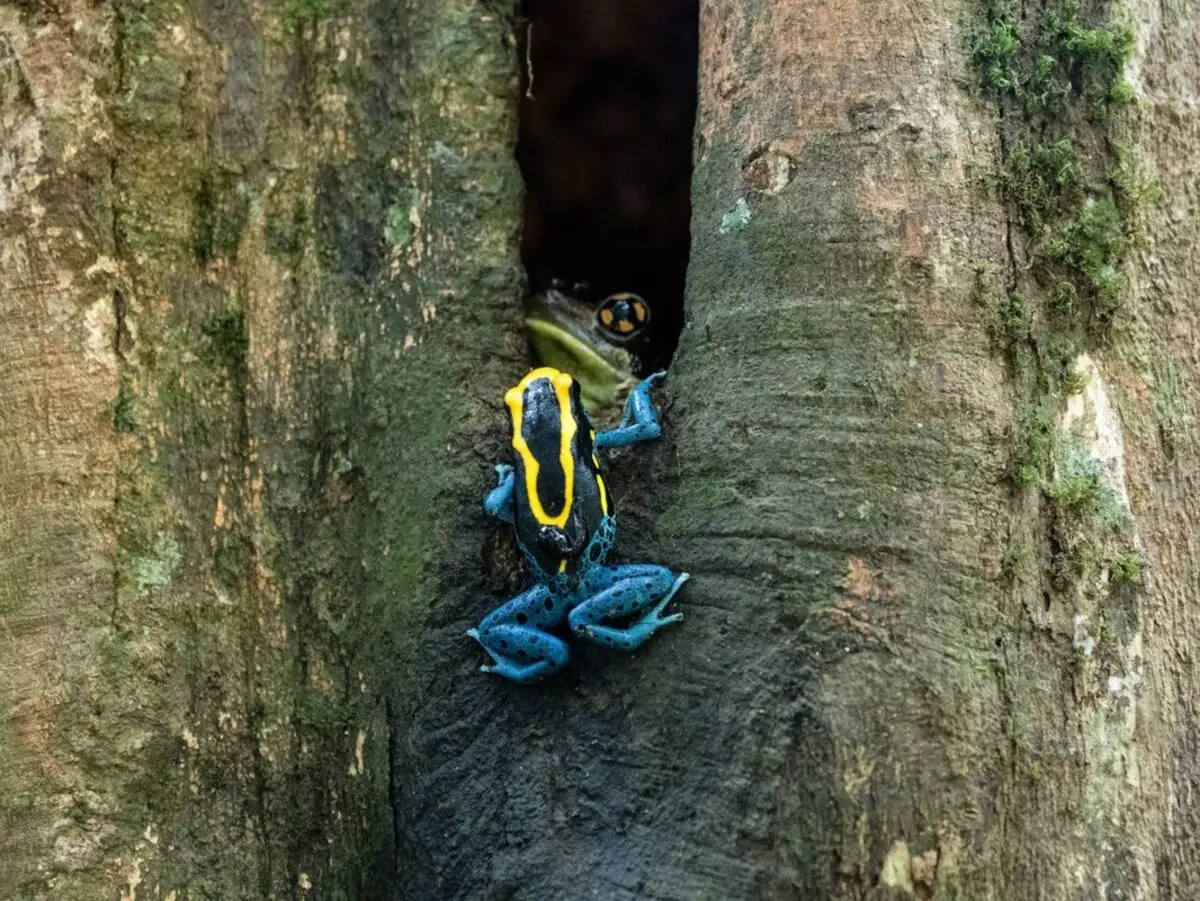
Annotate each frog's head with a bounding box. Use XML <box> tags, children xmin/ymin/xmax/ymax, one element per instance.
<box><xmin>524</xmin><ymin>285</ymin><xmax>651</xmax><ymax>416</ymax></box>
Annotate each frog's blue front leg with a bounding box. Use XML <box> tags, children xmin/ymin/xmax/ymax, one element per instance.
<box><xmin>568</xmin><ymin>564</ymin><xmax>688</xmax><ymax>651</ymax></box>
<box><xmin>468</xmin><ymin>583</ymin><xmax>570</xmax><ymax>684</ymax></box>
<box><xmin>483</xmin><ymin>463</ymin><xmax>514</xmax><ymax>523</ymax></box>
<box><xmin>595</xmin><ymin>372</ymin><xmax>665</xmax><ymax>449</ymax></box>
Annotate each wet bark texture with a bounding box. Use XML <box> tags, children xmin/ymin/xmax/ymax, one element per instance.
<box><xmin>4</xmin><ymin>0</ymin><xmax>1200</xmax><ymax>900</ymax></box>
<box><xmin>0</xmin><ymin>0</ymin><xmax>522</xmax><ymax>897</ymax></box>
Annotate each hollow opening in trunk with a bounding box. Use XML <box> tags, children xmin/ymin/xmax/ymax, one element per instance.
<box><xmin>515</xmin><ymin>0</ymin><xmax>698</xmax><ymax>386</ymax></box>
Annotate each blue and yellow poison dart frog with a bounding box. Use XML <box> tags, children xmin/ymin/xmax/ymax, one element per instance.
<box><xmin>467</xmin><ymin>366</ymin><xmax>688</xmax><ymax>684</ymax></box>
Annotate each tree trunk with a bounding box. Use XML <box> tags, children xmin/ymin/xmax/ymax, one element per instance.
<box><xmin>5</xmin><ymin>0</ymin><xmax>1200</xmax><ymax>900</ymax></box>
<box><xmin>667</xmin><ymin>0</ymin><xmax>1198</xmax><ymax>897</ymax></box>
<box><xmin>1</xmin><ymin>0</ymin><xmax>523</xmax><ymax>896</ymax></box>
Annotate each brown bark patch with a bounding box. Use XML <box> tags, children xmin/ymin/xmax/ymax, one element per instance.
<box><xmin>699</xmin><ymin>0</ymin><xmax>922</xmax><ymax>155</ymax></box>
<box><xmin>843</xmin><ymin>555</ymin><xmax>891</xmax><ymax>603</ymax></box>
<box><xmin>826</xmin><ymin>556</ymin><xmax>895</xmax><ymax>638</ymax></box>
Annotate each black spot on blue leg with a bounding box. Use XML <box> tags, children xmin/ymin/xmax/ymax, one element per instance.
<box><xmin>517</xmin><ymin>613</ymin><xmax>528</xmax><ymax>624</ymax></box>
<box><xmin>544</xmin><ymin>597</ymin><xmax>555</xmax><ymax>611</ymax></box>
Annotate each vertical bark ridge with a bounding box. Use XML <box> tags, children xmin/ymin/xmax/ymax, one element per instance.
<box><xmin>1114</xmin><ymin>3</ymin><xmax>1200</xmax><ymax>896</ymax></box>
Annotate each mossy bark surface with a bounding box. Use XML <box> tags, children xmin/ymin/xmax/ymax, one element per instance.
<box><xmin>0</xmin><ymin>0</ymin><xmax>522</xmax><ymax>897</ymax></box>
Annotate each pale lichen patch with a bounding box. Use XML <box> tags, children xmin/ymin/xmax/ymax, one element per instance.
<box><xmin>841</xmin><ymin>744</ymin><xmax>875</xmax><ymax>795</ymax></box>
<box><xmin>83</xmin><ymin>295</ymin><xmax>117</xmax><ymax>369</ymax></box>
<box><xmin>1059</xmin><ymin>354</ymin><xmax>1131</xmax><ymax>514</ymax></box>
<box><xmin>910</xmin><ymin>848</ymin><xmax>938</xmax><ymax>888</ymax></box>
<box><xmin>879</xmin><ymin>840</ymin><xmax>915</xmax><ymax>894</ymax></box>
<box><xmin>1071</xmin><ymin>627</ymin><xmax>1149</xmax><ymax>893</ymax></box>
<box><xmin>119</xmin><ymin>856</ymin><xmax>142</xmax><ymax>901</ymax></box>
<box><xmin>1072</xmin><ymin>613</ymin><xmax>1095</xmax><ymax>657</ymax></box>
<box><xmin>718</xmin><ymin>197</ymin><xmax>751</xmax><ymax>235</ymax></box>
<box><xmin>132</xmin><ymin>533</ymin><xmax>181</xmax><ymax>597</ymax></box>
<box><xmin>348</xmin><ymin>728</ymin><xmax>366</xmax><ymax>777</ymax></box>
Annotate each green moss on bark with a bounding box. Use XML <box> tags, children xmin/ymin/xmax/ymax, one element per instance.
<box><xmin>969</xmin><ymin>0</ymin><xmax>1145</xmax><ymax>491</ymax></box>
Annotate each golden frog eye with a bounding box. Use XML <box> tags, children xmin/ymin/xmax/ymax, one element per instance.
<box><xmin>595</xmin><ymin>292</ymin><xmax>650</xmax><ymax>345</ymax></box>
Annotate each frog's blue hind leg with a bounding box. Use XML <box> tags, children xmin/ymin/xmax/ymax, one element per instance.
<box><xmin>568</xmin><ymin>564</ymin><xmax>688</xmax><ymax>651</ymax></box>
<box><xmin>468</xmin><ymin>583</ymin><xmax>570</xmax><ymax>684</ymax></box>
<box><xmin>595</xmin><ymin>372</ymin><xmax>665</xmax><ymax>449</ymax></box>
<box><xmin>483</xmin><ymin>463</ymin><xmax>515</xmax><ymax>523</ymax></box>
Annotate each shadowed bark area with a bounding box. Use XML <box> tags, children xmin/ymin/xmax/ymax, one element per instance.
<box><xmin>0</xmin><ymin>0</ymin><xmax>522</xmax><ymax>896</ymax></box>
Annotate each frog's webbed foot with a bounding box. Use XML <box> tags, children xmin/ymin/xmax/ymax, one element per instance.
<box><xmin>595</xmin><ymin>371</ymin><xmax>665</xmax><ymax>450</ymax></box>
<box><xmin>468</xmin><ymin>583</ymin><xmax>570</xmax><ymax>684</ymax></box>
<box><xmin>568</xmin><ymin>565</ymin><xmax>688</xmax><ymax>652</ymax></box>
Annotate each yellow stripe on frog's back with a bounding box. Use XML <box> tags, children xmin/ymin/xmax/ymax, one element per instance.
<box><xmin>505</xmin><ymin>367</ymin><xmax>577</xmax><ymax>528</ymax></box>
<box><xmin>590</xmin><ymin>431</ymin><xmax>609</xmax><ymax>516</ymax></box>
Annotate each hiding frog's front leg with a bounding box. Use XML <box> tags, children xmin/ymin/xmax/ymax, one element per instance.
<box><xmin>595</xmin><ymin>372</ymin><xmax>665</xmax><ymax>449</ymax></box>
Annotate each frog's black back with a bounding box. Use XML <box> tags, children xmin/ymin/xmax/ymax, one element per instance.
<box><xmin>506</xmin><ymin>369</ymin><xmax>610</xmax><ymax>579</ymax></box>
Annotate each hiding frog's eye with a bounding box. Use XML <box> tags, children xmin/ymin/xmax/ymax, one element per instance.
<box><xmin>595</xmin><ymin>292</ymin><xmax>650</xmax><ymax>344</ymax></box>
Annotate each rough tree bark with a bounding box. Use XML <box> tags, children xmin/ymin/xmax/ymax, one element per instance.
<box><xmin>3</xmin><ymin>1</ymin><xmax>1200</xmax><ymax>901</ymax></box>
<box><xmin>663</xmin><ymin>0</ymin><xmax>1199</xmax><ymax>897</ymax></box>
<box><xmin>1</xmin><ymin>0</ymin><xmax>523</xmax><ymax>896</ymax></box>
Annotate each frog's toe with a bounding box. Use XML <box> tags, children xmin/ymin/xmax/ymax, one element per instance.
<box><xmin>480</xmin><ymin>657</ymin><xmax>561</xmax><ymax>685</ymax></box>
<box><xmin>466</xmin><ymin>627</ymin><xmax>481</xmax><ymax>642</ymax></box>
<box><xmin>634</xmin><ymin>609</ymin><xmax>682</xmax><ymax>635</ymax></box>
<box><xmin>645</xmin><ymin>572</ymin><xmax>689</xmax><ymax>619</ymax></box>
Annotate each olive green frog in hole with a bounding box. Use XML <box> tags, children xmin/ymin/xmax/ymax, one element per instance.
<box><xmin>524</xmin><ymin>279</ymin><xmax>652</xmax><ymax>416</ymax></box>
<box><xmin>467</xmin><ymin>366</ymin><xmax>688</xmax><ymax>684</ymax></box>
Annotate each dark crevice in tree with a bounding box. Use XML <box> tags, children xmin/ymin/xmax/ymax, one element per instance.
<box><xmin>384</xmin><ymin>697</ymin><xmax>403</xmax><ymax>861</ymax></box>
<box><xmin>515</xmin><ymin>0</ymin><xmax>698</xmax><ymax>372</ymax></box>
